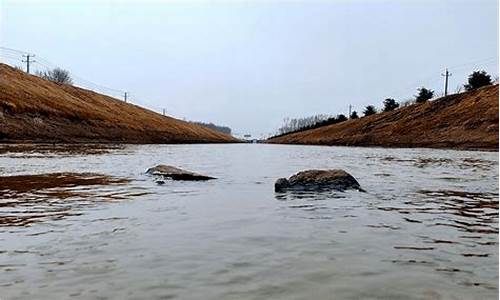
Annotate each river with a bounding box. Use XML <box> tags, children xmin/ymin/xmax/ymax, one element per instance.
<box><xmin>0</xmin><ymin>144</ymin><xmax>498</xmax><ymax>299</ymax></box>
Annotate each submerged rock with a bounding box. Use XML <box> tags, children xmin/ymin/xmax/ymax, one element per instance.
<box><xmin>275</xmin><ymin>169</ymin><xmax>363</xmax><ymax>192</ymax></box>
<box><xmin>146</xmin><ymin>165</ymin><xmax>216</xmax><ymax>181</ymax></box>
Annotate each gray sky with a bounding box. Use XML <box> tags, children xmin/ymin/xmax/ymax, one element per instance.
<box><xmin>1</xmin><ymin>0</ymin><xmax>498</xmax><ymax>138</ymax></box>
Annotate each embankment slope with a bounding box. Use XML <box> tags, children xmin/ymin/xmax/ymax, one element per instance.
<box><xmin>268</xmin><ymin>85</ymin><xmax>499</xmax><ymax>150</ymax></box>
<box><xmin>0</xmin><ymin>63</ymin><xmax>237</xmax><ymax>143</ymax></box>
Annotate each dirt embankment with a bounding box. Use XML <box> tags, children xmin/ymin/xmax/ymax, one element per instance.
<box><xmin>268</xmin><ymin>85</ymin><xmax>499</xmax><ymax>150</ymax></box>
<box><xmin>0</xmin><ymin>63</ymin><xmax>238</xmax><ymax>143</ymax></box>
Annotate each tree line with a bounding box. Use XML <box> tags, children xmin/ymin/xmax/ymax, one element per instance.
<box><xmin>277</xmin><ymin>114</ymin><xmax>332</xmax><ymax>135</ymax></box>
<box><xmin>191</xmin><ymin>121</ymin><xmax>232</xmax><ymax>135</ymax></box>
<box><xmin>274</xmin><ymin>70</ymin><xmax>496</xmax><ymax>137</ymax></box>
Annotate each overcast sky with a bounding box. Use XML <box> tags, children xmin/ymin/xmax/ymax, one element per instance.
<box><xmin>1</xmin><ymin>0</ymin><xmax>498</xmax><ymax>138</ymax></box>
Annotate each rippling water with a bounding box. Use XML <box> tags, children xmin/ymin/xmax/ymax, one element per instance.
<box><xmin>0</xmin><ymin>144</ymin><xmax>498</xmax><ymax>299</ymax></box>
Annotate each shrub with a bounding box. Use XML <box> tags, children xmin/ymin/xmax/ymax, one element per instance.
<box><xmin>415</xmin><ymin>87</ymin><xmax>434</xmax><ymax>103</ymax></box>
<box><xmin>350</xmin><ymin>111</ymin><xmax>359</xmax><ymax>119</ymax></box>
<box><xmin>363</xmin><ymin>105</ymin><xmax>377</xmax><ymax>116</ymax></box>
<box><xmin>464</xmin><ymin>70</ymin><xmax>493</xmax><ymax>91</ymax></box>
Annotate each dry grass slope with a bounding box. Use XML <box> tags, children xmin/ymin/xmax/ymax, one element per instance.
<box><xmin>0</xmin><ymin>63</ymin><xmax>238</xmax><ymax>143</ymax></box>
<box><xmin>268</xmin><ymin>85</ymin><xmax>499</xmax><ymax>150</ymax></box>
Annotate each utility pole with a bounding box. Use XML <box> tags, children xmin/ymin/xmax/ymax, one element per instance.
<box><xmin>348</xmin><ymin>104</ymin><xmax>352</xmax><ymax>117</ymax></box>
<box><xmin>123</xmin><ymin>92</ymin><xmax>128</xmax><ymax>102</ymax></box>
<box><xmin>441</xmin><ymin>68</ymin><xmax>452</xmax><ymax>96</ymax></box>
<box><xmin>162</xmin><ymin>109</ymin><xmax>166</xmax><ymax>116</ymax></box>
<box><xmin>22</xmin><ymin>54</ymin><xmax>35</xmax><ymax>74</ymax></box>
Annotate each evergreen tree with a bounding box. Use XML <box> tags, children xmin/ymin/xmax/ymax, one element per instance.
<box><xmin>415</xmin><ymin>87</ymin><xmax>434</xmax><ymax>103</ymax></box>
<box><xmin>464</xmin><ymin>70</ymin><xmax>493</xmax><ymax>91</ymax></box>
<box><xmin>383</xmin><ymin>98</ymin><xmax>399</xmax><ymax>112</ymax></box>
<box><xmin>363</xmin><ymin>105</ymin><xmax>377</xmax><ymax>116</ymax></box>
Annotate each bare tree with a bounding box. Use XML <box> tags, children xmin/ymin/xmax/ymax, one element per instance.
<box><xmin>277</xmin><ymin>114</ymin><xmax>332</xmax><ymax>135</ymax></box>
<box><xmin>36</xmin><ymin>68</ymin><xmax>73</xmax><ymax>85</ymax></box>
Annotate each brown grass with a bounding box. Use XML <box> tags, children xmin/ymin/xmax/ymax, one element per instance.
<box><xmin>0</xmin><ymin>63</ymin><xmax>238</xmax><ymax>143</ymax></box>
<box><xmin>268</xmin><ymin>85</ymin><xmax>499</xmax><ymax>150</ymax></box>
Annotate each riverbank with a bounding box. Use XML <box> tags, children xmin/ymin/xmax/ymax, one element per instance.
<box><xmin>268</xmin><ymin>85</ymin><xmax>499</xmax><ymax>150</ymax></box>
<box><xmin>0</xmin><ymin>63</ymin><xmax>238</xmax><ymax>144</ymax></box>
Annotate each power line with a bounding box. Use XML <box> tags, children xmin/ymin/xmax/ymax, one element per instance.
<box><xmin>1</xmin><ymin>46</ymin><xmax>128</xmax><ymax>100</ymax></box>
<box><xmin>33</xmin><ymin>56</ymin><xmax>126</xmax><ymax>95</ymax></box>
<box><xmin>386</xmin><ymin>58</ymin><xmax>498</xmax><ymax>101</ymax></box>
<box><xmin>33</xmin><ymin>56</ymin><xmax>58</xmax><ymax>68</ymax></box>
<box><xmin>451</xmin><ymin>60</ymin><xmax>498</xmax><ymax>72</ymax></box>
<box><xmin>36</xmin><ymin>62</ymin><xmax>126</xmax><ymax>99</ymax></box>
<box><xmin>0</xmin><ymin>46</ymin><xmax>174</xmax><ymax>116</ymax></box>
<box><xmin>447</xmin><ymin>57</ymin><xmax>498</xmax><ymax>69</ymax></box>
<box><xmin>0</xmin><ymin>52</ymin><xmax>22</xmax><ymax>60</ymax></box>
<box><xmin>0</xmin><ymin>46</ymin><xmax>29</xmax><ymax>54</ymax></box>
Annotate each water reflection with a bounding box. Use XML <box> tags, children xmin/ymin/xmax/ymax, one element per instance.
<box><xmin>0</xmin><ymin>143</ymin><xmax>125</xmax><ymax>158</ymax></box>
<box><xmin>368</xmin><ymin>154</ymin><xmax>496</xmax><ymax>171</ymax></box>
<box><xmin>274</xmin><ymin>190</ymin><xmax>347</xmax><ymax>201</ymax></box>
<box><xmin>0</xmin><ymin>172</ymin><xmax>141</xmax><ymax>227</ymax></box>
<box><xmin>377</xmin><ymin>189</ymin><xmax>499</xmax><ymax>235</ymax></box>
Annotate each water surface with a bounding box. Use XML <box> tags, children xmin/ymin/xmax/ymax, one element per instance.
<box><xmin>0</xmin><ymin>144</ymin><xmax>498</xmax><ymax>299</ymax></box>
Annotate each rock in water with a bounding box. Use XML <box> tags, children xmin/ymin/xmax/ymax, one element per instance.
<box><xmin>275</xmin><ymin>169</ymin><xmax>362</xmax><ymax>192</ymax></box>
<box><xmin>146</xmin><ymin>165</ymin><xmax>215</xmax><ymax>181</ymax></box>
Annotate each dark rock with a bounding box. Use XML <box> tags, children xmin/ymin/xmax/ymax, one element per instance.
<box><xmin>146</xmin><ymin>165</ymin><xmax>215</xmax><ymax>181</ymax></box>
<box><xmin>155</xmin><ymin>180</ymin><xmax>166</xmax><ymax>185</ymax></box>
<box><xmin>275</xmin><ymin>169</ymin><xmax>363</xmax><ymax>192</ymax></box>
